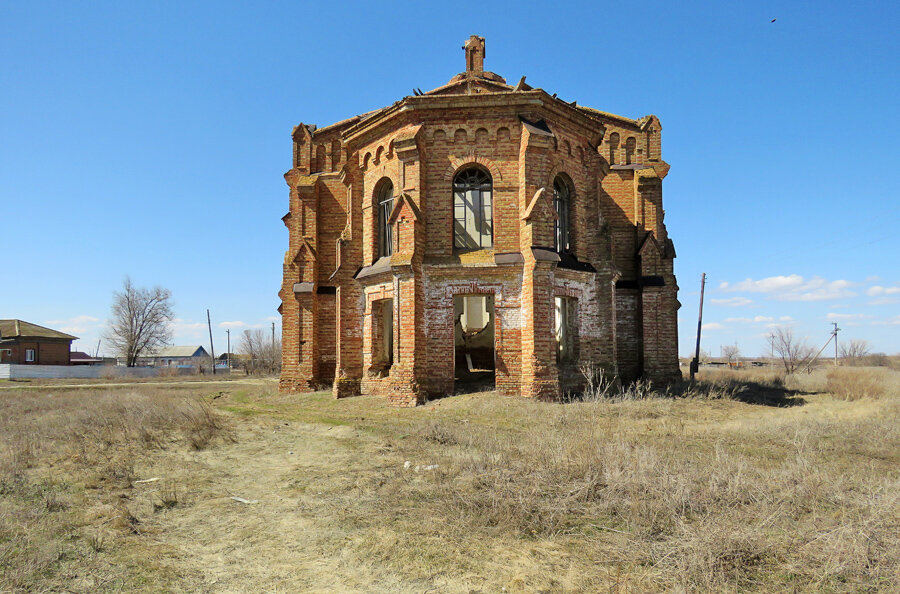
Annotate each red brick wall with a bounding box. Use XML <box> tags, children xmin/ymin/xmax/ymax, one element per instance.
<box><xmin>3</xmin><ymin>340</ymin><xmax>71</xmax><ymax>365</ymax></box>
<box><xmin>280</xmin><ymin>88</ymin><xmax>680</xmax><ymax>402</ymax></box>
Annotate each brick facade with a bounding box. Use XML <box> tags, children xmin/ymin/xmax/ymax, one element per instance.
<box><xmin>279</xmin><ymin>37</ymin><xmax>680</xmax><ymax>405</ymax></box>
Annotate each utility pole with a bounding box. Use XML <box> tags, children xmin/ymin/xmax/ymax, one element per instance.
<box><xmin>207</xmin><ymin>309</ymin><xmax>216</xmax><ymax>375</ymax></box>
<box><xmin>271</xmin><ymin>321</ymin><xmax>276</xmax><ymax>373</ymax></box>
<box><xmin>690</xmin><ymin>272</ymin><xmax>707</xmax><ymax>382</ymax></box>
<box><xmin>807</xmin><ymin>323</ymin><xmax>840</xmax><ymax>373</ymax></box>
<box><xmin>832</xmin><ymin>321</ymin><xmax>840</xmax><ymax>365</ymax></box>
<box><xmin>226</xmin><ymin>329</ymin><xmax>231</xmax><ymax>370</ymax></box>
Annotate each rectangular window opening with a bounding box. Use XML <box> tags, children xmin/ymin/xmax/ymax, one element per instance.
<box><xmin>25</xmin><ymin>348</ymin><xmax>36</xmax><ymax>362</ymax></box>
<box><xmin>372</xmin><ymin>298</ymin><xmax>393</xmax><ymax>372</ymax></box>
<box><xmin>555</xmin><ymin>297</ymin><xmax>578</xmax><ymax>363</ymax></box>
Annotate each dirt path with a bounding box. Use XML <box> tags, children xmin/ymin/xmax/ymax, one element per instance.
<box><xmin>127</xmin><ymin>417</ymin><xmax>420</xmax><ymax>592</ymax></box>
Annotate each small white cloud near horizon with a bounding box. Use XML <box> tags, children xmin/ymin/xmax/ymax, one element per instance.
<box><xmin>869</xmin><ymin>297</ymin><xmax>900</xmax><ymax>306</ymax></box>
<box><xmin>720</xmin><ymin>275</ymin><xmax>805</xmax><ymax>293</ymax></box>
<box><xmin>873</xmin><ymin>315</ymin><xmax>900</xmax><ymax>327</ymax></box>
<box><xmin>718</xmin><ymin>275</ymin><xmax>856</xmax><ymax>302</ymax></box>
<box><xmin>710</xmin><ymin>297</ymin><xmax>754</xmax><ymax>307</ymax></box>
<box><xmin>43</xmin><ymin>315</ymin><xmax>103</xmax><ymax>335</ymax></box>
<box><xmin>702</xmin><ymin>322</ymin><xmax>726</xmax><ymax>331</ymax></box>
<box><xmin>826</xmin><ymin>313</ymin><xmax>870</xmax><ymax>321</ymax></box>
<box><xmin>867</xmin><ymin>285</ymin><xmax>900</xmax><ymax>297</ymax></box>
<box><xmin>723</xmin><ymin>315</ymin><xmax>774</xmax><ymax>324</ymax></box>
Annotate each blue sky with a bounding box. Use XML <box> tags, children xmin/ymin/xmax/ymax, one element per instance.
<box><xmin>2</xmin><ymin>1</ymin><xmax>898</xmax><ymax>358</ymax></box>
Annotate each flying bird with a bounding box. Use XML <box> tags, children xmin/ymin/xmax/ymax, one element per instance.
<box><xmin>771</xmin><ymin>18</ymin><xmax>777</xmax><ymax>23</ymax></box>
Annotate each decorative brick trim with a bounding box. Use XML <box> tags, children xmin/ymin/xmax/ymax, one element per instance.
<box><xmin>443</xmin><ymin>153</ymin><xmax>503</xmax><ymax>182</ymax></box>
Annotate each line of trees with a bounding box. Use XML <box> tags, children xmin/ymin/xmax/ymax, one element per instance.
<box><xmin>237</xmin><ymin>328</ymin><xmax>281</xmax><ymax>375</ymax></box>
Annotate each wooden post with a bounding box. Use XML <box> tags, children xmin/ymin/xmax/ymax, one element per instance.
<box><xmin>207</xmin><ymin>309</ymin><xmax>216</xmax><ymax>375</ymax></box>
<box><xmin>690</xmin><ymin>272</ymin><xmax>706</xmax><ymax>382</ymax></box>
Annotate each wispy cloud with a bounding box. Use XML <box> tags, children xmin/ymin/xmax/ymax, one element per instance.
<box><xmin>826</xmin><ymin>313</ymin><xmax>870</xmax><ymax>320</ymax></box>
<box><xmin>718</xmin><ymin>275</ymin><xmax>856</xmax><ymax>302</ymax></box>
<box><xmin>869</xmin><ymin>297</ymin><xmax>900</xmax><ymax>305</ymax></box>
<box><xmin>723</xmin><ymin>315</ymin><xmax>774</xmax><ymax>324</ymax></box>
<box><xmin>867</xmin><ymin>285</ymin><xmax>900</xmax><ymax>297</ymax></box>
<box><xmin>219</xmin><ymin>320</ymin><xmax>250</xmax><ymax>328</ymax></box>
<box><xmin>702</xmin><ymin>322</ymin><xmax>726</xmax><ymax>331</ymax></box>
<box><xmin>720</xmin><ymin>275</ymin><xmax>805</xmax><ymax>293</ymax></box>
<box><xmin>43</xmin><ymin>315</ymin><xmax>102</xmax><ymax>335</ymax></box>
<box><xmin>873</xmin><ymin>315</ymin><xmax>900</xmax><ymax>326</ymax></box>
<box><xmin>710</xmin><ymin>297</ymin><xmax>754</xmax><ymax>307</ymax></box>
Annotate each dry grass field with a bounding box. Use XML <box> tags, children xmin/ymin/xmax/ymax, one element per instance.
<box><xmin>2</xmin><ymin>367</ymin><xmax>899</xmax><ymax>592</ymax></box>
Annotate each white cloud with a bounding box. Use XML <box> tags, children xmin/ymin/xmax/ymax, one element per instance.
<box><xmin>870</xmin><ymin>297</ymin><xmax>900</xmax><ymax>305</ymax></box>
<box><xmin>779</xmin><ymin>316</ymin><xmax>793</xmax><ymax>321</ymax></box>
<box><xmin>866</xmin><ymin>275</ymin><xmax>881</xmax><ymax>282</ymax></box>
<box><xmin>710</xmin><ymin>297</ymin><xmax>754</xmax><ymax>307</ymax></box>
<box><xmin>873</xmin><ymin>316</ymin><xmax>900</xmax><ymax>326</ymax></box>
<box><xmin>702</xmin><ymin>322</ymin><xmax>726</xmax><ymax>331</ymax></box>
<box><xmin>719</xmin><ymin>275</ymin><xmax>856</xmax><ymax>302</ymax></box>
<box><xmin>826</xmin><ymin>313</ymin><xmax>870</xmax><ymax>320</ymax></box>
<box><xmin>720</xmin><ymin>275</ymin><xmax>805</xmax><ymax>293</ymax></box>
<box><xmin>219</xmin><ymin>321</ymin><xmax>250</xmax><ymax>328</ymax></box>
<box><xmin>723</xmin><ymin>315</ymin><xmax>773</xmax><ymax>324</ymax></box>
<box><xmin>168</xmin><ymin>319</ymin><xmax>206</xmax><ymax>339</ymax></box>
<box><xmin>867</xmin><ymin>285</ymin><xmax>900</xmax><ymax>297</ymax></box>
<box><xmin>43</xmin><ymin>315</ymin><xmax>103</xmax><ymax>335</ymax></box>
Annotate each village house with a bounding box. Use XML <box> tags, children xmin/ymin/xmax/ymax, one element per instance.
<box><xmin>121</xmin><ymin>345</ymin><xmax>211</xmax><ymax>368</ymax></box>
<box><xmin>279</xmin><ymin>37</ymin><xmax>680</xmax><ymax>405</ymax></box>
<box><xmin>0</xmin><ymin>319</ymin><xmax>77</xmax><ymax>365</ymax></box>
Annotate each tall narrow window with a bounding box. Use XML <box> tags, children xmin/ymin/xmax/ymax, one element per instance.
<box><xmin>555</xmin><ymin>297</ymin><xmax>577</xmax><ymax>363</ymax></box>
<box><xmin>453</xmin><ymin>167</ymin><xmax>493</xmax><ymax>249</ymax></box>
<box><xmin>377</xmin><ymin>181</ymin><xmax>394</xmax><ymax>258</ymax></box>
<box><xmin>553</xmin><ymin>176</ymin><xmax>571</xmax><ymax>252</ymax></box>
<box><xmin>25</xmin><ymin>348</ymin><xmax>36</xmax><ymax>362</ymax></box>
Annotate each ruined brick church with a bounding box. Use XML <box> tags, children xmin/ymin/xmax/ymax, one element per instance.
<box><xmin>279</xmin><ymin>37</ymin><xmax>680</xmax><ymax>405</ymax></box>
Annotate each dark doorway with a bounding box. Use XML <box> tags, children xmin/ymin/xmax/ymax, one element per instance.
<box><xmin>453</xmin><ymin>294</ymin><xmax>495</xmax><ymax>392</ymax></box>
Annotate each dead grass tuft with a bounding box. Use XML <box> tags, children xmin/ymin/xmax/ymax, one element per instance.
<box><xmin>0</xmin><ymin>387</ymin><xmax>230</xmax><ymax>592</ymax></box>
<box><xmin>826</xmin><ymin>366</ymin><xmax>895</xmax><ymax>400</ymax></box>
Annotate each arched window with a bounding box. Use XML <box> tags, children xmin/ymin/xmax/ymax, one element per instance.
<box><xmin>553</xmin><ymin>175</ymin><xmax>571</xmax><ymax>252</ymax></box>
<box><xmin>608</xmin><ymin>132</ymin><xmax>619</xmax><ymax>165</ymax></box>
<box><xmin>625</xmin><ymin>137</ymin><xmax>636</xmax><ymax>165</ymax></box>
<box><xmin>453</xmin><ymin>167</ymin><xmax>493</xmax><ymax>249</ymax></box>
<box><xmin>377</xmin><ymin>181</ymin><xmax>394</xmax><ymax>258</ymax></box>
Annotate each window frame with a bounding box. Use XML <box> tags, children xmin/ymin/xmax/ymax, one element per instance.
<box><xmin>553</xmin><ymin>175</ymin><xmax>572</xmax><ymax>253</ymax></box>
<box><xmin>376</xmin><ymin>180</ymin><xmax>394</xmax><ymax>259</ymax></box>
<box><xmin>25</xmin><ymin>348</ymin><xmax>36</xmax><ymax>362</ymax></box>
<box><xmin>453</xmin><ymin>166</ymin><xmax>493</xmax><ymax>250</ymax></box>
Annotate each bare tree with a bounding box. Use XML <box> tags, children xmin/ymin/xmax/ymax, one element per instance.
<box><xmin>840</xmin><ymin>339</ymin><xmax>871</xmax><ymax>361</ymax></box>
<box><xmin>721</xmin><ymin>344</ymin><xmax>741</xmax><ymax>367</ymax></box>
<box><xmin>105</xmin><ymin>277</ymin><xmax>174</xmax><ymax>367</ymax></box>
<box><xmin>238</xmin><ymin>328</ymin><xmax>281</xmax><ymax>375</ymax></box>
<box><xmin>767</xmin><ymin>327</ymin><xmax>814</xmax><ymax>374</ymax></box>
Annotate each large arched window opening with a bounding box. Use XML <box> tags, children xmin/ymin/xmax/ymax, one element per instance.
<box><xmin>453</xmin><ymin>167</ymin><xmax>493</xmax><ymax>249</ymax></box>
<box><xmin>553</xmin><ymin>175</ymin><xmax>572</xmax><ymax>253</ymax></box>
<box><xmin>376</xmin><ymin>180</ymin><xmax>394</xmax><ymax>258</ymax></box>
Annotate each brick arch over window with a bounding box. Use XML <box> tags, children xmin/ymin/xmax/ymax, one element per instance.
<box><xmin>442</xmin><ymin>154</ymin><xmax>503</xmax><ymax>183</ymax></box>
